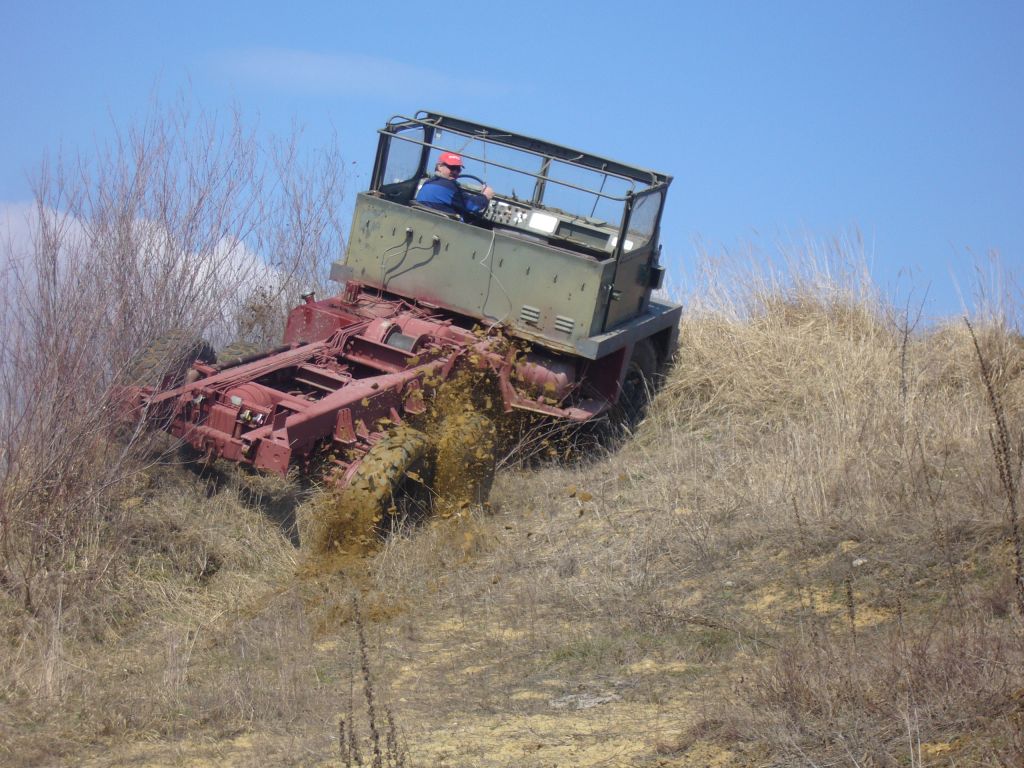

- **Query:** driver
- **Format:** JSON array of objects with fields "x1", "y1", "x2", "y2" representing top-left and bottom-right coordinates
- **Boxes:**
[{"x1": 415, "y1": 151, "x2": 494, "y2": 220}]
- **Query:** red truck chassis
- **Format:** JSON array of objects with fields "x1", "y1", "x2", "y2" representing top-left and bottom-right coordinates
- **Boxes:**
[{"x1": 139, "y1": 283, "x2": 619, "y2": 489}]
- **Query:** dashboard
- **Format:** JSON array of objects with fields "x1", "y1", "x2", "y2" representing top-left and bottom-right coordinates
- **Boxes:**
[
  {"x1": 485, "y1": 199, "x2": 552, "y2": 230},
  {"x1": 483, "y1": 197, "x2": 625, "y2": 257}
]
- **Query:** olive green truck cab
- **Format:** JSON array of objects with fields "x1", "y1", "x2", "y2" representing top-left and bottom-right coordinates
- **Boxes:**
[{"x1": 334, "y1": 111, "x2": 680, "y2": 413}]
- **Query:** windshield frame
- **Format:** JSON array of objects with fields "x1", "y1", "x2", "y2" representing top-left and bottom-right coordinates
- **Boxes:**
[{"x1": 370, "y1": 111, "x2": 672, "y2": 233}]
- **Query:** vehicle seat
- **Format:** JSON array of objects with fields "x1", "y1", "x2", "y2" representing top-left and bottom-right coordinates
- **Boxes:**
[{"x1": 379, "y1": 176, "x2": 424, "y2": 205}]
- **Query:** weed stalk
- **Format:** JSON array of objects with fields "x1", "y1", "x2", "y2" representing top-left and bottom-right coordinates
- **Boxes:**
[{"x1": 966, "y1": 318, "x2": 1024, "y2": 618}]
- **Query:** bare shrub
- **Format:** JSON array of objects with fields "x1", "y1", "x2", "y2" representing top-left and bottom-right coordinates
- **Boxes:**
[{"x1": 0, "y1": 96, "x2": 346, "y2": 668}]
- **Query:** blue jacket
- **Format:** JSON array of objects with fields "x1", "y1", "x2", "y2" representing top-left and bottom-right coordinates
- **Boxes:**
[{"x1": 415, "y1": 176, "x2": 489, "y2": 220}]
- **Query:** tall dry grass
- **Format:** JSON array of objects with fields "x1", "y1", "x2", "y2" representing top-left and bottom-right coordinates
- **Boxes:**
[
  {"x1": 364, "y1": 243, "x2": 1023, "y2": 764},
  {"x1": 612, "y1": 247, "x2": 1023, "y2": 761}
]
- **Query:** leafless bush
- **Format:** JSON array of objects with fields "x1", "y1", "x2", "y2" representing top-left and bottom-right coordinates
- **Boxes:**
[{"x1": 0, "y1": 96, "x2": 346, "y2": 643}]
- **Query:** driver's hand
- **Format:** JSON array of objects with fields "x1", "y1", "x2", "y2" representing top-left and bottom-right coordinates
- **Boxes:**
[{"x1": 483, "y1": 185, "x2": 495, "y2": 200}]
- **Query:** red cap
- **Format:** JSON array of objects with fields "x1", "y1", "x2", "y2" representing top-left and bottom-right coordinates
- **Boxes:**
[{"x1": 438, "y1": 151, "x2": 463, "y2": 167}]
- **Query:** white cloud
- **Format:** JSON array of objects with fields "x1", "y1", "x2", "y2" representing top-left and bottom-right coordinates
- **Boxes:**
[
  {"x1": 1, "y1": 201, "x2": 91, "y2": 288},
  {"x1": 2, "y1": 201, "x2": 52, "y2": 259},
  {"x1": 1, "y1": 201, "x2": 272, "y2": 282},
  {"x1": 0, "y1": 200, "x2": 282, "y2": 339},
  {"x1": 213, "y1": 48, "x2": 502, "y2": 100}
]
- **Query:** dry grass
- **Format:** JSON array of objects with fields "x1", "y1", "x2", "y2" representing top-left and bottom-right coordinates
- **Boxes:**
[{"x1": 3, "y1": 236, "x2": 1024, "y2": 766}]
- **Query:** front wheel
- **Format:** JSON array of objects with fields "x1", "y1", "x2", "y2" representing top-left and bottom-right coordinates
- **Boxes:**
[
  {"x1": 297, "y1": 426, "x2": 432, "y2": 555},
  {"x1": 609, "y1": 339, "x2": 660, "y2": 435}
]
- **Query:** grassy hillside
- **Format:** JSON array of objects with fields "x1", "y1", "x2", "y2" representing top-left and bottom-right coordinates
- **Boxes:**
[{"x1": 2, "y1": 258, "x2": 1023, "y2": 767}]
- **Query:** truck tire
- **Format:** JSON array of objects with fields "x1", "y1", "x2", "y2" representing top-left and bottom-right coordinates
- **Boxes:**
[
  {"x1": 128, "y1": 330, "x2": 215, "y2": 390},
  {"x1": 611, "y1": 339, "x2": 659, "y2": 434},
  {"x1": 297, "y1": 426, "x2": 432, "y2": 555},
  {"x1": 217, "y1": 340, "x2": 264, "y2": 366},
  {"x1": 434, "y1": 411, "x2": 497, "y2": 515}
]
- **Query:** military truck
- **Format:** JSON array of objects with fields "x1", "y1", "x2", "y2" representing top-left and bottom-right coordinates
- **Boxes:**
[{"x1": 131, "y1": 110, "x2": 680, "y2": 551}]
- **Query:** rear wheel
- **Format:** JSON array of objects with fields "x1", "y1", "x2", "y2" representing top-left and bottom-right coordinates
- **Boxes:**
[
  {"x1": 297, "y1": 426, "x2": 432, "y2": 555},
  {"x1": 128, "y1": 330, "x2": 215, "y2": 389},
  {"x1": 124, "y1": 331, "x2": 215, "y2": 443},
  {"x1": 217, "y1": 340, "x2": 264, "y2": 367}
]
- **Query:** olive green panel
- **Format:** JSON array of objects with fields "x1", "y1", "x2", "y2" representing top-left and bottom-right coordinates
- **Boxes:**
[{"x1": 337, "y1": 195, "x2": 617, "y2": 353}]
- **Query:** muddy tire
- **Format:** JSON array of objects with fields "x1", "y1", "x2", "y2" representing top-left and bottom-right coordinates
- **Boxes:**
[
  {"x1": 217, "y1": 340, "x2": 264, "y2": 367},
  {"x1": 434, "y1": 411, "x2": 497, "y2": 515},
  {"x1": 607, "y1": 339, "x2": 660, "y2": 437},
  {"x1": 128, "y1": 330, "x2": 215, "y2": 390},
  {"x1": 298, "y1": 426, "x2": 432, "y2": 554}
]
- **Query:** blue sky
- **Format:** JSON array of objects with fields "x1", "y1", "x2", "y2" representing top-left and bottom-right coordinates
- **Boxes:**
[{"x1": 2, "y1": 1, "x2": 1021, "y2": 318}]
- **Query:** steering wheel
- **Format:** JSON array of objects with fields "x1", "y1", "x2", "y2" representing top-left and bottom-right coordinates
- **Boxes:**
[
  {"x1": 453, "y1": 174, "x2": 496, "y2": 218},
  {"x1": 456, "y1": 173, "x2": 487, "y2": 193}
]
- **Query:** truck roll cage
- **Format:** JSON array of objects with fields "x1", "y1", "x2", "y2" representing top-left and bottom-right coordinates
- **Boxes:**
[{"x1": 370, "y1": 111, "x2": 672, "y2": 244}]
